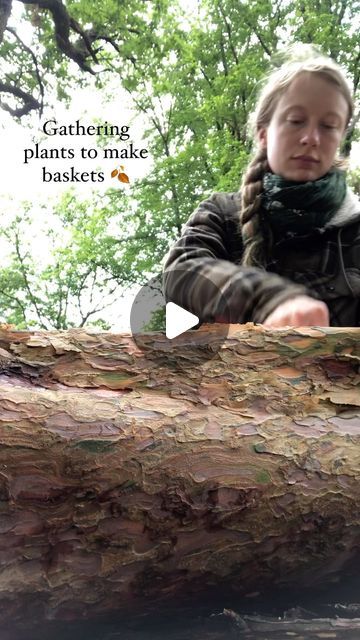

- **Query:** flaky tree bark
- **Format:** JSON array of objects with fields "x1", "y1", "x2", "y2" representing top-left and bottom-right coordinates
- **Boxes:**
[{"x1": 0, "y1": 324, "x2": 359, "y2": 635}]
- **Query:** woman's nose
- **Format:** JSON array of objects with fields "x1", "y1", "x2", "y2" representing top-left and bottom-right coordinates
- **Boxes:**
[{"x1": 300, "y1": 126, "x2": 320, "y2": 146}]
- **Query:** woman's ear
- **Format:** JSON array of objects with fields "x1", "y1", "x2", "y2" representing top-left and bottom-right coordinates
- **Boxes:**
[{"x1": 257, "y1": 127, "x2": 267, "y2": 149}]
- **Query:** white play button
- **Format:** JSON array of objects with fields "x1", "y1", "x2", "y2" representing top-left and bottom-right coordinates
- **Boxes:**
[
  {"x1": 129, "y1": 272, "x2": 229, "y2": 364},
  {"x1": 165, "y1": 302, "x2": 199, "y2": 339}
]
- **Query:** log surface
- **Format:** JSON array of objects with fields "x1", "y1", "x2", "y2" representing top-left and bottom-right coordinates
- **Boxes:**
[{"x1": 0, "y1": 324, "x2": 359, "y2": 627}]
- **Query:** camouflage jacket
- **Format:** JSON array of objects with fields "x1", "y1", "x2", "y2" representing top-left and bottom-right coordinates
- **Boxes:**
[{"x1": 163, "y1": 187, "x2": 360, "y2": 326}]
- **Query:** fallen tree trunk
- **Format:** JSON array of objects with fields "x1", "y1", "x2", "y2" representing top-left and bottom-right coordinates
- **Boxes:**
[{"x1": 0, "y1": 324, "x2": 359, "y2": 631}]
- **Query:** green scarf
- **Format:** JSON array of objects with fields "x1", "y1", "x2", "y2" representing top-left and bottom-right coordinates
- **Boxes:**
[{"x1": 261, "y1": 169, "x2": 347, "y2": 240}]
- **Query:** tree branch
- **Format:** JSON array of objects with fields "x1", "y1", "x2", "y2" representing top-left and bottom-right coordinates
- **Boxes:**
[
  {"x1": 85, "y1": 29, "x2": 141, "y2": 58},
  {"x1": 337, "y1": 0, "x2": 347, "y2": 24},
  {"x1": 16, "y1": 0, "x2": 97, "y2": 73},
  {"x1": 78, "y1": 283, "x2": 119, "y2": 327},
  {"x1": 0, "y1": 287, "x2": 27, "y2": 325},
  {"x1": 6, "y1": 26, "x2": 44, "y2": 116},
  {"x1": 217, "y1": 0, "x2": 239, "y2": 65},
  {"x1": 245, "y1": 20, "x2": 272, "y2": 57},
  {"x1": 13, "y1": 231, "x2": 48, "y2": 329},
  {"x1": 0, "y1": 81, "x2": 41, "y2": 116},
  {"x1": 0, "y1": 0, "x2": 12, "y2": 43}
]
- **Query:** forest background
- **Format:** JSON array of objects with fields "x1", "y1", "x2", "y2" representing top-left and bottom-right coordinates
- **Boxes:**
[{"x1": 0, "y1": 0, "x2": 359, "y2": 331}]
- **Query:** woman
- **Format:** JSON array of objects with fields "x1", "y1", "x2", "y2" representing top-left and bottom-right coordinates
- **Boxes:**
[{"x1": 163, "y1": 46, "x2": 360, "y2": 327}]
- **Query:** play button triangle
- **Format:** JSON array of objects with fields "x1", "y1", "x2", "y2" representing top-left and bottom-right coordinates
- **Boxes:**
[{"x1": 165, "y1": 302, "x2": 199, "y2": 339}]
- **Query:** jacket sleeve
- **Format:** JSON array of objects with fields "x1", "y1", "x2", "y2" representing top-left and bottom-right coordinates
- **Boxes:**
[{"x1": 163, "y1": 192, "x2": 310, "y2": 324}]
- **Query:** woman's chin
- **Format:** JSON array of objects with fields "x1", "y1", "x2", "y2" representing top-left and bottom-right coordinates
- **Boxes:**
[{"x1": 283, "y1": 168, "x2": 324, "y2": 182}]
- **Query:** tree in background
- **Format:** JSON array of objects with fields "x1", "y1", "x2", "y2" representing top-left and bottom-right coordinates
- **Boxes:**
[
  {"x1": 0, "y1": 0, "x2": 359, "y2": 329},
  {"x1": 0, "y1": 0, "x2": 154, "y2": 116},
  {"x1": 0, "y1": 190, "x2": 135, "y2": 329}
]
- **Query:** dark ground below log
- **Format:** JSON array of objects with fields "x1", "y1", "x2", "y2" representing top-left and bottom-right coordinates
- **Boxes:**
[{"x1": 4, "y1": 577, "x2": 360, "y2": 640}]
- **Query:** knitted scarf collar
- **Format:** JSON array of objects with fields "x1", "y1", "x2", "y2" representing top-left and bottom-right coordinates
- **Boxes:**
[{"x1": 261, "y1": 169, "x2": 347, "y2": 239}]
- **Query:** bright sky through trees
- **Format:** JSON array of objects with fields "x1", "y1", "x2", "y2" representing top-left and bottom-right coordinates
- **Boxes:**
[{"x1": 0, "y1": 0, "x2": 359, "y2": 330}]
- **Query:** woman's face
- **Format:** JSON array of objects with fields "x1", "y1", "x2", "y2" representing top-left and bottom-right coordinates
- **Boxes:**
[{"x1": 258, "y1": 72, "x2": 348, "y2": 182}]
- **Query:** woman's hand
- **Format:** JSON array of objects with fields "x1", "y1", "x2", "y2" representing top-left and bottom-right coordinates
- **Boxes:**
[{"x1": 263, "y1": 295, "x2": 330, "y2": 328}]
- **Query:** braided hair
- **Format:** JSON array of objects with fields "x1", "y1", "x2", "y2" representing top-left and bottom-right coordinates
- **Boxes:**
[
  {"x1": 240, "y1": 147, "x2": 269, "y2": 268},
  {"x1": 239, "y1": 44, "x2": 354, "y2": 268}
]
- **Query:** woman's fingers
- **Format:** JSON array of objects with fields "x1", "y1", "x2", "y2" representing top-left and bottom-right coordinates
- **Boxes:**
[{"x1": 263, "y1": 295, "x2": 330, "y2": 328}]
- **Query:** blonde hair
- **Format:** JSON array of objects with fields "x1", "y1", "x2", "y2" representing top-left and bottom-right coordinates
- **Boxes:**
[{"x1": 240, "y1": 44, "x2": 354, "y2": 267}]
